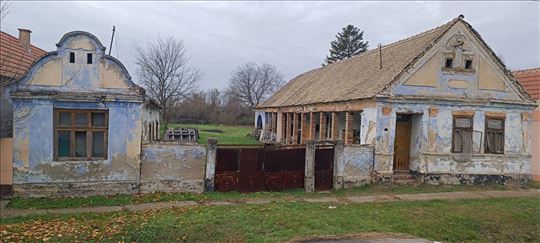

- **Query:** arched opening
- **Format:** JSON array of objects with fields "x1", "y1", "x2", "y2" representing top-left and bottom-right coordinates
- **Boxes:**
[{"x1": 256, "y1": 115, "x2": 263, "y2": 129}]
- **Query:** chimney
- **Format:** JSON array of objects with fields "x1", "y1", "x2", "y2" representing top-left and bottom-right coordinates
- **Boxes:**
[{"x1": 18, "y1": 28, "x2": 32, "y2": 52}]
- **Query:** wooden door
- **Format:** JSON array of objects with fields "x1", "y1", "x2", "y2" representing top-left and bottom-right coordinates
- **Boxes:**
[{"x1": 394, "y1": 119, "x2": 411, "y2": 170}]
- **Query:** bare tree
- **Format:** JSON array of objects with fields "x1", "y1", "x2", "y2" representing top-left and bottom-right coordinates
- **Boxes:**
[
  {"x1": 0, "y1": 0, "x2": 11, "y2": 27},
  {"x1": 134, "y1": 36, "x2": 201, "y2": 126},
  {"x1": 228, "y1": 62, "x2": 284, "y2": 108}
]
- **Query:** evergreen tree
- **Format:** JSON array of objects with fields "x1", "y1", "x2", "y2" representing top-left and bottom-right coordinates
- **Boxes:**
[{"x1": 323, "y1": 25, "x2": 369, "y2": 66}]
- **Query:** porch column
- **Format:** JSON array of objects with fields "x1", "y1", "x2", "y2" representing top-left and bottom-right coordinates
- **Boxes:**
[
  {"x1": 331, "y1": 112, "x2": 339, "y2": 140},
  {"x1": 344, "y1": 112, "x2": 353, "y2": 144},
  {"x1": 319, "y1": 112, "x2": 327, "y2": 140},
  {"x1": 301, "y1": 113, "x2": 309, "y2": 144},
  {"x1": 309, "y1": 112, "x2": 316, "y2": 140},
  {"x1": 273, "y1": 112, "x2": 278, "y2": 134},
  {"x1": 283, "y1": 113, "x2": 289, "y2": 143},
  {"x1": 292, "y1": 113, "x2": 299, "y2": 144},
  {"x1": 280, "y1": 113, "x2": 287, "y2": 143}
]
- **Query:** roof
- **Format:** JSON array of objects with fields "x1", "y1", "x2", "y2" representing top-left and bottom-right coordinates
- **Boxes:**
[
  {"x1": 259, "y1": 16, "x2": 529, "y2": 108},
  {"x1": 513, "y1": 67, "x2": 540, "y2": 100},
  {"x1": 0, "y1": 31, "x2": 47, "y2": 81}
]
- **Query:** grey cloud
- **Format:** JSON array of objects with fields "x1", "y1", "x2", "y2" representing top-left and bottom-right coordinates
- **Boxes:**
[{"x1": 3, "y1": 1, "x2": 538, "y2": 90}]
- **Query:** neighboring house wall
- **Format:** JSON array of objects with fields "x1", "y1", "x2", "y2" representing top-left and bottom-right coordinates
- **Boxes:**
[
  {"x1": 532, "y1": 101, "x2": 540, "y2": 181},
  {"x1": 9, "y1": 31, "x2": 145, "y2": 197}
]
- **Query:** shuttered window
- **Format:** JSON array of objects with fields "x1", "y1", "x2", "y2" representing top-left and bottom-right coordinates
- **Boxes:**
[
  {"x1": 485, "y1": 117, "x2": 504, "y2": 154},
  {"x1": 54, "y1": 109, "x2": 108, "y2": 160},
  {"x1": 452, "y1": 116, "x2": 473, "y2": 153}
]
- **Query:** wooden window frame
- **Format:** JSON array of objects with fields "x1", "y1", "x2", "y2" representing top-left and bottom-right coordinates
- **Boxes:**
[
  {"x1": 452, "y1": 115, "x2": 473, "y2": 153},
  {"x1": 484, "y1": 117, "x2": 505, "y2": 154},
  {"x1": 53, "y1": 109, "x2": 108, "y2": 161}
]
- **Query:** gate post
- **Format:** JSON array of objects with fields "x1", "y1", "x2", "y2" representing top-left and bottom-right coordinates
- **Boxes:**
[
  {"x1": 204, "y1": 137, "x2": 218, "y2": 192},
  {"x1": 333, "y1": 140, "x2": 344, "y2": 190},
  {"x1": 304, "y1": 139, "x2": 316, "y2": 192}
]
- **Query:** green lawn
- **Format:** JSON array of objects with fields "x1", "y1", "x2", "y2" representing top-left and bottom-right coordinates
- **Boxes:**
[
  {"x1": 2, "y1": 197, "x2": 539, "y2": 242},
  {"x1": 6, "y1": 183, "x2": 515, "y2": 210},
  {"x1": 166, "y1": 123, "x2": 260, "y2": 145}
]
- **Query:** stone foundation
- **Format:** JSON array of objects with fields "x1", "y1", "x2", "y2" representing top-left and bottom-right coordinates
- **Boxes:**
[
  {"x1": 412, "y1": 172, "x2": 532, "y2": 185},
  {"x1": 140, "y1": 179, "x2": 204, "y2": 193},
  {"x1": 13, "y1": 181, "x2": 139, "y2": 198}
]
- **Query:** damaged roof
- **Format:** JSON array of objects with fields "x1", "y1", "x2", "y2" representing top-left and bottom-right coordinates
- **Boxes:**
[
  {"x1": 258, "y1": 16, "x2": 528, "y2": 108},
  {"x1": 513, "y1": 67, "x2": 540, "y2": 100}
]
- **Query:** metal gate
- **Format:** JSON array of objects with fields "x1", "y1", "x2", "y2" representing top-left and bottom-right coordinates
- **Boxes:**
[
  {"x1": 215, "y1": 144, "x2": 305, "y2": 192},
  {"x1": 315, "y1": 145, "x2": 334, "y2": 191}
]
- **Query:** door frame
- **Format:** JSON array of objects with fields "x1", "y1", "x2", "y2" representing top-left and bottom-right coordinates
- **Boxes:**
[{"x1": 393, "y1": 113, "x2": 413, "y2": 171}]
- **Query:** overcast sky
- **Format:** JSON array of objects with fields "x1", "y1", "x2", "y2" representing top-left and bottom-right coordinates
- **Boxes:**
[{"x1": 2, "y1": 1, "x2": 539, "y2": 90}]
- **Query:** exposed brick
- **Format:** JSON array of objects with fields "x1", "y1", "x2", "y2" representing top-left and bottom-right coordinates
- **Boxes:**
[{"x1": 345, "y1": 112, "x2": 353, "y2": 144}]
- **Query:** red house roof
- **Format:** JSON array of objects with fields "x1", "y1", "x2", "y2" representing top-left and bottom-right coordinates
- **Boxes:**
[
  {"x1": 513, "y1": 67, "x2": 540, "y2": 100},
  {"x1": 0, "y1": 30, "x2": 47, "y2": 81}
]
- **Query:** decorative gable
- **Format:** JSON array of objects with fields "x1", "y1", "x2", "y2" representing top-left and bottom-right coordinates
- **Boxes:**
[
  {"x1": 393, "y1": 20, "x2": 531, "y2": 103},
  {"x1": 19, "y1": 31, "x2": 133, "y2": 92}
]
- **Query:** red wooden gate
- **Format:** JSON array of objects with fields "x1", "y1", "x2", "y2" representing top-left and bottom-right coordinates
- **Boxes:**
[
  {"x1": 315, "y1": 145, "x2": 334, "y2": 191},
  {"x1": 215, "y1": 144, "x2": 306, "y2": 193}
]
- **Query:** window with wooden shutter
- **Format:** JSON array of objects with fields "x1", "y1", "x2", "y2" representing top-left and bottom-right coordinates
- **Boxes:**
[
  {"x1": 54, "y1": 109, "x2": 108, "y2": 160},
  {"x1": 485, "y1": 117, "x2": 504, "y2": 154},
  {"x1": 452, "y1": 116, "x2": 473, "y2": 153}
]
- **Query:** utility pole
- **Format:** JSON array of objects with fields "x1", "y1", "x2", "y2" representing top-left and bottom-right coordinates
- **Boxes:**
[{"x1": 108, "y1": 25, "x2": 115, "y2": 56}]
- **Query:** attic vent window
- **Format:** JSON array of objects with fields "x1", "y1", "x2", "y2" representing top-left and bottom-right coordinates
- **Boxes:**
[
  {"x1": 465, "y1": 59, "x2": 473, "y2": 69},
  {"x1": 69, "y1": 52, "x2": 75, "y2": 63},
  {"x1": 444, "y1": 58, "x2": 453, "y2": 68},
  {"x1": 87, "y1": 53, "x2": 93, "y2": 64}
]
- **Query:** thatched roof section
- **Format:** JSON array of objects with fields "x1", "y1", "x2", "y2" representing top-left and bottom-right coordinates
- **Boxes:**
[{"x1": 258, "y1": 17, "x2": 462, "y2": 108}]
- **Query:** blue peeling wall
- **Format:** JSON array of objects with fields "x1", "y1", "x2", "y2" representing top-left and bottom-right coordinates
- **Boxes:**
[
  {"x1": 12, "y1": 99, "x2": 143, "y2": 184},
  {"x1": 373, "y1": 99, "x2": 533, "y2": 177}
]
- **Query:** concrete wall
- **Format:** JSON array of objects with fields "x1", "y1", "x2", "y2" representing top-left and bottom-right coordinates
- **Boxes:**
[
  {"x1": 141, "y1": 143, "x2": 206, "y2": 193},
  {"x1": 340, "y1": 145, "x2": 374, "y2": 188}
]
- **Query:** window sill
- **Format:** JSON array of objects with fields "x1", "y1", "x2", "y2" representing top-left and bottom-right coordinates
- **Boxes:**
[{"x1": 53, "y1": 158, "x2": 107, "y2": 163}]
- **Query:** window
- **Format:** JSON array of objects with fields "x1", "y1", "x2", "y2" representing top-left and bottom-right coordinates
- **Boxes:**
[
  {"x1": 445, "y1": 58, "x2": 453, "y2": 68},
  {"x1": 452, "y1": 116, "x2": 473, "y2": 153},
  {"x1": 87, "y1": 53, "x2": 93, "y2": 64},
  {"x1": 54, "y1": 109, "x2": 108, "y2": 160},
  {"x1": 69, "y1": 52, "x2": 75, "y2": 63},
  {"x1": 465, "y1": 59, "x2": 473, "y2": 69},
  {"x1": 485, "y1": 117, "x2": 504, "y2": 154}
]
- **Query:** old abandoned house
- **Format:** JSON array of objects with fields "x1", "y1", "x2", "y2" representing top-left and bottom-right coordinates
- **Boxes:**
[
  {"x1": 255, "y1": 16, "x2": 537, "y2": 185},
  {"x1": 5, "y1": 31, "x2": 162, "y2": 196}
]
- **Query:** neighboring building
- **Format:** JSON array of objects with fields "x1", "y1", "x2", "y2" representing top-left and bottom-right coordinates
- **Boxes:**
[
  {"x1": 255, "y1": 16, "x2": 536, "y2": 184},
  {"x1": 513, "y1": 67, "x2": 540, "y2": 181},
  {"x1": 7, "y1": 31, "x2": 160, "y2": 196},
  {"x1": 0, "y1": 29, "x2": 46, "y2": 196}
]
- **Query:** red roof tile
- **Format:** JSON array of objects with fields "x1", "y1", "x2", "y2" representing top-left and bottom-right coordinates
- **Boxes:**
[
  {"x1": 0, "y1": 31, "x2": 47, "y2": 81},
  {"x1": 513, "y1": 67, "x2": 540, "y2": 100}
]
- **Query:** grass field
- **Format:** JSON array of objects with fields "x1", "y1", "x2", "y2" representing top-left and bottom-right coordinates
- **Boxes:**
[
  {"x1": 6, "y1": 183, "x2": 516, "y2": 210},
  {"x1": 2, "y1": 197, "x2": 539, "y2": 242},
  {"x1": 166, "y1": 123, "x2": 260, "y2": 145}
]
